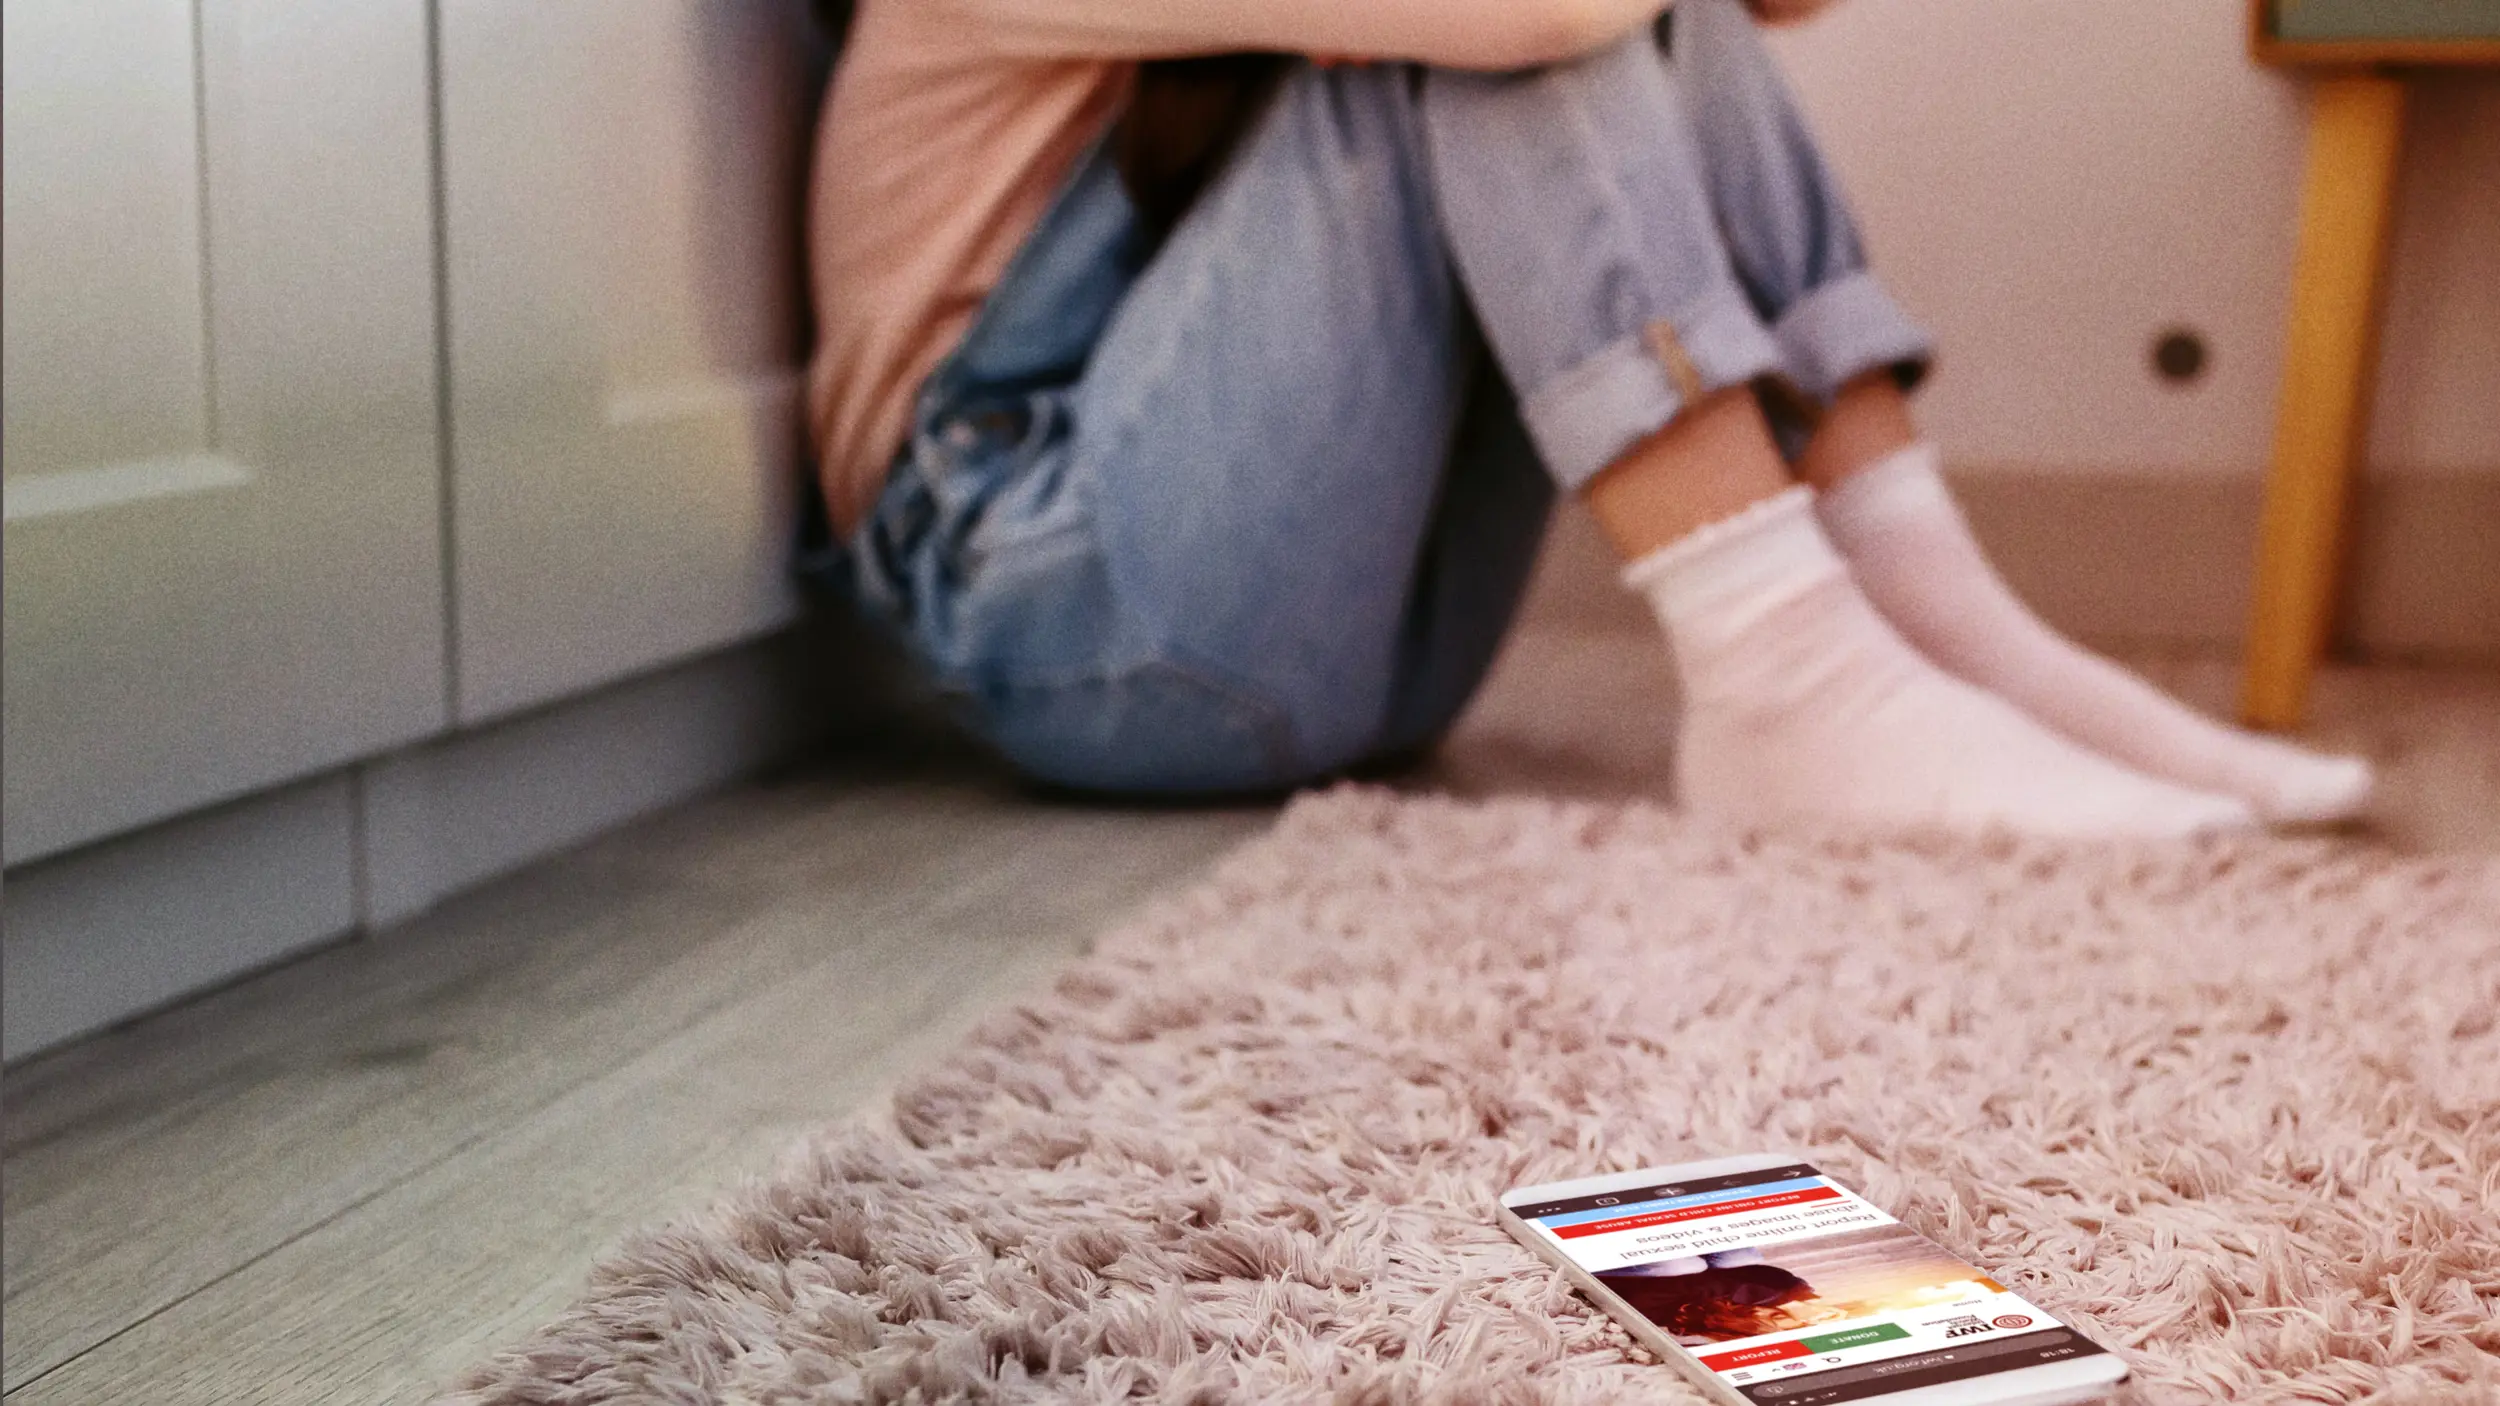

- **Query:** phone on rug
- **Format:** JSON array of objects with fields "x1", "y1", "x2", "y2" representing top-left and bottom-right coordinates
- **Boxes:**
[{"x1": 1498, "y1": 1153, "x2": 2128, "y2": 1406}]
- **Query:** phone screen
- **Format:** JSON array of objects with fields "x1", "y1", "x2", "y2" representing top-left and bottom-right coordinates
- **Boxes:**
[{"x1": 1511, "y1": 1163, "x2": 2115, "y2": 1404}]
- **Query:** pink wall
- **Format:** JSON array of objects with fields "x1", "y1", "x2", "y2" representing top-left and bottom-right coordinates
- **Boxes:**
[{"x1": 1769, "y1": 0, "x2": 2500, "y2": 477}]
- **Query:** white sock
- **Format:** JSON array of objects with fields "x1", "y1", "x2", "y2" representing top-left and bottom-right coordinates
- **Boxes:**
[
  {"x1": 1817, "y1": 445, "x2": 2375, "y2": 825},
  {"x1": 1625, "y1": 489, "x2": 2256, "y2": 839}
]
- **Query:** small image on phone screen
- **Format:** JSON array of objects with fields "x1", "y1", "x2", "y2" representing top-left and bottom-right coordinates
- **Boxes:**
[{"x1": 1510, "y1": 1164, "x2": 2115, "y2": 1403}]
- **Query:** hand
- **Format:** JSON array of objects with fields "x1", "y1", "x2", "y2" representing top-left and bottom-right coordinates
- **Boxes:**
[{"x1": 1742, "y1": 0, "x2": 1841, "y2": 24}]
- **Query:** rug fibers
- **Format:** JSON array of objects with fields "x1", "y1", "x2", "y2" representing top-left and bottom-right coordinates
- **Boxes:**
[{"x1": 449, "y1": 789, "x2": 2500, "y2": 1404}]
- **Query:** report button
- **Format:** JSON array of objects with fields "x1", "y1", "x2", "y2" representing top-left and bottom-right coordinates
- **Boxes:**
[{"x1": 1699, "y1": 1340, "x2": 1811, "y2": 1372}]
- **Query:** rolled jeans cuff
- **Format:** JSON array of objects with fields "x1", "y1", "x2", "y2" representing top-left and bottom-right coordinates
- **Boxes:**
[
  {"x1": 1768, "y1": 270, "x2": 1934, "y2": 406},
  {"x1": 1518, "y1": 286, "x2": 1785, "y2": 494}
]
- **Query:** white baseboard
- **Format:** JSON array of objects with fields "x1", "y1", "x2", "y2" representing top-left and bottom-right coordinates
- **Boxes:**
[
  {"x1": 1521, "y1": 467, "x2": 2500, "y2": 660},
  {"x1": 2, "y1": 779, "x2": 360, "y2": 1063},
  {"x1": 357, "y1": 637, "x2": 814, "y2": 930},
  {"x1": 3, "y1": 629, "x2": 858, "y2": 1062}
]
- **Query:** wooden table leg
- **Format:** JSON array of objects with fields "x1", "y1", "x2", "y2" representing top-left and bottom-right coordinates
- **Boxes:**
[{"x1": 2241, "y1": 72, "x2": 2408, "y2": 730}]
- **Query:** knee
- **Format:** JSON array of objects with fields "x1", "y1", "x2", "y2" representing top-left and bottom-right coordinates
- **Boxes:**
[{"x1": 1660, "y1": 0, "x2": 1787, "y2": 83}]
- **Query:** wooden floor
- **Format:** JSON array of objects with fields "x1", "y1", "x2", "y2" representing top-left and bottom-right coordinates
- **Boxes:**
[{"x1": 5, "y1": 622, "x2": 2495, "y2": 1405}]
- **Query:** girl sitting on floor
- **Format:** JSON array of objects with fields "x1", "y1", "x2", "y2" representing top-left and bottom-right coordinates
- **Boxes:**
[{"x1": 802, "y1": 0, "x2": 2373, "y2": 835}]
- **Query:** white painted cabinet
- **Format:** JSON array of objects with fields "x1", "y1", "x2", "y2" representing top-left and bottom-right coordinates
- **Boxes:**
[
  {"x1": 3, "y1": 0, "x2": 449, "y2": 866},
  {"x1": 437, "y1": 0, "x2": 816, "y2": 723},
  {"x1": 3, "y1": 0, "x2": 832, "y2": 1056},
  {"x1": 4, "y1": 0, "x2": 823, "y2": 857}
]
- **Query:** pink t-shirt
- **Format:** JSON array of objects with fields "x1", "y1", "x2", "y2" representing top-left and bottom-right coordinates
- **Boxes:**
[{"x1": 807, "y1": 0, "x2": 1675, "y2": 532}]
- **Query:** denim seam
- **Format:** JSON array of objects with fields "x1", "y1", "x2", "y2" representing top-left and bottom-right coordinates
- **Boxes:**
[
  {"x1": 1516, "y1": 286, "x2": 1784, "y2": 491},
  {"x1": 1133, "y1": 651, "x2": 1307, "y2": 780},
  {"x1": 1557, "y1": 59, "x2": 1702, "y2": 372},
  {"x1": 1646, "y1": 319, "x2": 1708, "y2": 405},
  {"x1": 1766, "y1": 270, "x2": 1934, "y2": 404},
  {"x1": 1514, "y1": 327, "x2": 1674, "y2": 492},
  {"x1": 1008, "y1": 411, "x2": 1305, "y2": 773},
  {"x1": 963, "y1": 652, "x2": 1306, "y2": 781}
]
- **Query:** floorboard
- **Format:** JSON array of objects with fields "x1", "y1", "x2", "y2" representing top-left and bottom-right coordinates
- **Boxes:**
[
  {"x1": 1, "y1": 759, "x2": 1259, "y2": 1395},
  {"x1": 8, "y1": 790, "x2": 1255, "y2": 1405}
]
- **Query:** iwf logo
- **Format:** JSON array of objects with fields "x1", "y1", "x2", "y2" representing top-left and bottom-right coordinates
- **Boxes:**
[{"x1": 1937, "y1": 1313, "x2": 2034, "y2": 1339}]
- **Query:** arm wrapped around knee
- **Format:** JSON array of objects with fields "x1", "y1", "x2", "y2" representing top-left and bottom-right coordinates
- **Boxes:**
[{"x1": 1742, "y1": 0, "x2": 1841, "y2": 23}]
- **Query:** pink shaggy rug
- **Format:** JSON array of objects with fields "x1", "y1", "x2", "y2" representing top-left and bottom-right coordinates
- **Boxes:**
[{"x1": 449, "y1": 790, "x2": 2500, "y2": 1404}]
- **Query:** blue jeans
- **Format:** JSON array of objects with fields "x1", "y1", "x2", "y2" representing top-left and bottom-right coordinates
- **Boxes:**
[{"x1": 835, "y1": 0, "x2": 1930, "y2": 794}]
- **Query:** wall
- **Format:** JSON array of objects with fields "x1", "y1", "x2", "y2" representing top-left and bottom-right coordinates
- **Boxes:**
[{"x1": 1768, "y1": 0, "x2": 2500, "y2": 479}]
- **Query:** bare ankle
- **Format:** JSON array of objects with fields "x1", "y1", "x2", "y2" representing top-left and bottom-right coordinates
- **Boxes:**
[
  {"x1": 1795, "y1": 370, "x2": 1919, "y2": 491},
  {"x1": 1583, "y1": 387, "x2": 1794, "y2": 559}
]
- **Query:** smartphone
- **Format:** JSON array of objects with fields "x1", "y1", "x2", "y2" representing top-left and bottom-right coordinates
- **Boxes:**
[{"x1": 1498, "y1": 1153, "x2": 2128, "y2": 1406}]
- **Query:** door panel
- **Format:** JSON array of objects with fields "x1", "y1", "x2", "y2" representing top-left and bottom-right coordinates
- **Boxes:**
[
  {"x1": 2, "y1": 0, "x2": 446, "y2": 865},
  {"x1": 439, "y1": 0, "x2": 815, "y2": 723},
  {"x1": 0, "y1": 0, "x2": 212, "y2": 476}
]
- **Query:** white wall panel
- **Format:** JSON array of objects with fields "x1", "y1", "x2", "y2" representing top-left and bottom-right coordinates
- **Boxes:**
[{"x1": 0, "y1": 0, "x2": 212, "y2": 475}]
